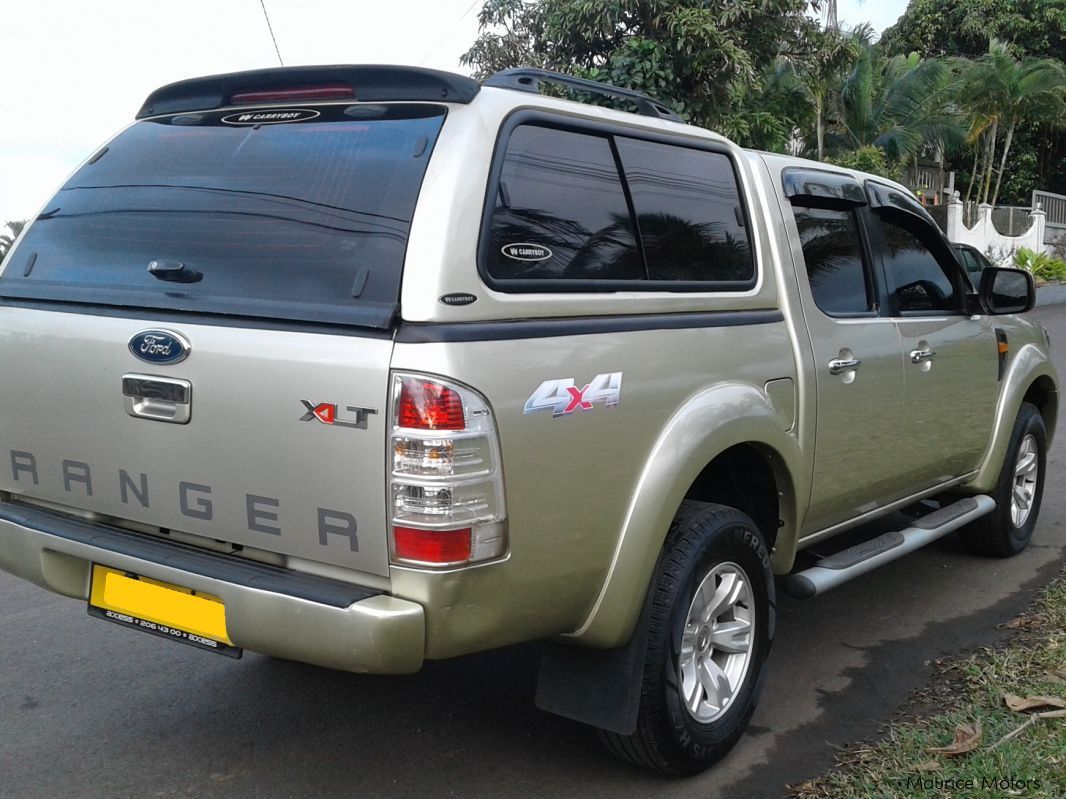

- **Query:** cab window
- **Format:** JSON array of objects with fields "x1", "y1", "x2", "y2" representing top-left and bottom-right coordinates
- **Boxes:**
[
  {"x1": 481, "y1": 120, "x2": 755, "y2": 291},
  {"x1": 792, "y1": 206, "x2": 872, "y2": 316},
  {"x1": 614, "y1": 137, "x2": 754, "y2": 283},
  {"x1": 484, "y1": 126, "x2": 641, "y2": 282},
  {"x1": 871, "y1": 214, "x2": 961, "y2": 314}
]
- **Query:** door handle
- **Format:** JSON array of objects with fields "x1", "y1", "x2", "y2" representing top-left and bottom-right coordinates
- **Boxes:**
[
  {"x1": 910, "y1": 348, "x2": 936, "y2": 364},
  {"x1": 123, "y1": 374, "x2": 192, "y2": 424},
  {"x1": 828, "y1": 357, "x2": 862, "y2": 375}
]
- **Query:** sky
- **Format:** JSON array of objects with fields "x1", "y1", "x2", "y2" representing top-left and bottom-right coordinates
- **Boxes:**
[{"x1": 0, "y1": 0, "x2": 908, "y2": 225}]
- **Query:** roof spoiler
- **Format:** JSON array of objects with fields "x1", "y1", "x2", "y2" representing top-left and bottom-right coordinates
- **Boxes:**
[{"x1": 137, "y1": 64, "x2": 481, "y2": 119}]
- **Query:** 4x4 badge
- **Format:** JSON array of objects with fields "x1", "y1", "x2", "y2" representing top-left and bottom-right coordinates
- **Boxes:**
[
  {"x1": 300, "y1": 401, "x2": 378, "y2": 429},
  {"x1": 524, "y1": 372, "x2": 622, "y2": 417}
]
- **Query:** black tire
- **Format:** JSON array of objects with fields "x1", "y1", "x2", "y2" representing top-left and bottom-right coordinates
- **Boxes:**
[
  {"x1": 599, "y1": 501, "x2": 775, "y2": 775},
  {"x1": 961, "y1": 402, "x2": 1046, "y2": 557}
]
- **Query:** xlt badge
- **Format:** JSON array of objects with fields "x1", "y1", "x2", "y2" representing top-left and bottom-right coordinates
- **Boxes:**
[{"x1": 300, "y1": 401, "x2": 377, "y2": 430}]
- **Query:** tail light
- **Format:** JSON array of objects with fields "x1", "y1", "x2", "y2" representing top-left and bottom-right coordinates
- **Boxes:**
[{"x1": 389, "y1": 374, "x2": 507, "y2": 568}]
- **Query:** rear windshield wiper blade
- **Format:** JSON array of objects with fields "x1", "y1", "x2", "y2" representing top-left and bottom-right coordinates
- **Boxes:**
[{"x1": 148, "y1": 259, "x2": 202, "y2": 283}]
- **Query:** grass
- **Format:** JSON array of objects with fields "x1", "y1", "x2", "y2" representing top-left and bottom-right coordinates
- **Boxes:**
[{"x1": 789, "y1": 569, "x2": 1066, "y2": 799}]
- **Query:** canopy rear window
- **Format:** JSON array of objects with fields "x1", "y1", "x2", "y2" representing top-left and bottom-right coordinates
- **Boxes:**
[{"x1": 1, "y1": 104, "x2": 446, "y2": 328}]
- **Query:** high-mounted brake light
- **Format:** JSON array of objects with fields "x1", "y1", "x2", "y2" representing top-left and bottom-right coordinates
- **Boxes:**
[
  {"x1": 389, "y1": 374, "x2": 507, "y2": 568},
  {"x1": 230, "y1": 84, "x2": 355, "y2": 104}
]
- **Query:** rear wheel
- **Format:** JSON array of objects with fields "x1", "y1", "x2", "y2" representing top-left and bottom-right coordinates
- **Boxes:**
[
  {"x1": 599, "y1": 501, "x2": 774, "y2": 775},
  {"x1": 961, "y1": 402, "x2": 1046, "y2": 557}
]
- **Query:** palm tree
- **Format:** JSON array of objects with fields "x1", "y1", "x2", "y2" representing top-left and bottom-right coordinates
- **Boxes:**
[
  {"x1": 0, "y1": 220, "x2": 26, "y2": 264},
  {"x1": 958, "y1": 41, "x2": 1066, "y2": 207},
  {"x1": 776, "y1": 26, "x2": 863, "y2": 161},
  {"x1": 831, "y1": 46, "x2": 966, "y2": 164}
]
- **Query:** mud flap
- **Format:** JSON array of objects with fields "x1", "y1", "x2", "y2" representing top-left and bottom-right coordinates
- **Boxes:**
[{"x1": 534, "y1": 581, "x2": 655, "y2": 735}]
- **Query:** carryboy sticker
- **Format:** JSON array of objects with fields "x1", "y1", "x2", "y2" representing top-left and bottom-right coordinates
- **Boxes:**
[
  {"x1": 221, "y1": 109, "x2": 321, "y2": 126},
  {"x1": 439, "y1": 293, "x2": 478, "y2": 306},
  {"x1": 501, "y1": 243, "x2": 553, "y2": 262}
]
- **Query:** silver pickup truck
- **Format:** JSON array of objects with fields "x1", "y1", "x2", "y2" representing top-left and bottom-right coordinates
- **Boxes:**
[{"x1": 0, "y1": 65, "x2": 1057, "y2": 775}]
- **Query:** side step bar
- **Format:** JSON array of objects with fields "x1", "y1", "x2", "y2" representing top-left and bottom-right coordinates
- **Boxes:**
[{"x1": 785, "y1": 495, "x2": 995, "y2": 599}]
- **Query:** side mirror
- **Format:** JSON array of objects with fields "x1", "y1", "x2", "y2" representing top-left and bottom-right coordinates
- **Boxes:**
[{"x1": 979, "y1": 267, "x2": 1036, "y2": 314}]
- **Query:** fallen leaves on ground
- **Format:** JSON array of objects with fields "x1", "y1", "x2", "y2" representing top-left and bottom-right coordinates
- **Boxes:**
[
  {"x1": 927, "y1": 721, "x2": 982, "y2": 756},
  {"x1": 1003, "y1": 693, "x2": 1066, "y2": 713}
]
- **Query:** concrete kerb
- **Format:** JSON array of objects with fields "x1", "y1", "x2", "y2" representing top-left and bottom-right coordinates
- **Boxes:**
[{"x1": 1037, "y1": 281, "x2": 1066, "y2": 306}]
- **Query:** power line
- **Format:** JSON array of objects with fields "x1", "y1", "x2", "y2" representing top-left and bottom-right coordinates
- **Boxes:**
[
  {"x1": 259, "y1": 0, "x2": 284, "y2": 66},
  {"x1": 418, "y1": 0, "x2": 482, "y2": 66}
]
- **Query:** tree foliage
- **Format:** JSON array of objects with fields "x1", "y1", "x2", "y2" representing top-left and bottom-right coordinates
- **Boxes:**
[
  {"x1": 825, "y1": 145, "x2": 900, "y2": 181},
  {"x1": 878, "y1": 0, "x2": 1066, "y2": 62},
  {"x1": 0, "y1": 220, "x2": 25, "y2": 264},
  {"x1": 877, "y1": 0, "x2": 1066, "y2": 203},
  {"x1": 831, "y1": 47, "x2": 966, "y2": 162},
  {"x1": 461, "y1": 0, "x2": 1066, "y2": 205},
  {"x1": 880, "y1": 0, "x2": 1066, "y2": 60},
  {"x1": 957, "y1": 41, "x2": 1066, "y2": 206},
  {"x1": 774, "y1": 24, "x2": 863, "y2": 160},
  {"x1": 462, "y1": 0, "x2": 820, "y2": 131},
  {"x1": 461, "y1": 0, "x2": 547, "y2": 77}
]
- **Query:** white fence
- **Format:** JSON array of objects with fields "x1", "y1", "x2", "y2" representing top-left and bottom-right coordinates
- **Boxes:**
[
  {"x1": 945, "y1": 200, "x2": 1046, "y2": 267},
  {"x1": 1033, "y1": 190, "x2": 1066, "y2": 230},
  {"x1": 1032, "y1": 190, "x2": 1066, "y2": 252}
]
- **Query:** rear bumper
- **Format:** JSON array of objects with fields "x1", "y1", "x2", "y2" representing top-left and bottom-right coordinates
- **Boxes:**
[{"x1": 0, "y1": 501, "x2": 425, "y2": 674}]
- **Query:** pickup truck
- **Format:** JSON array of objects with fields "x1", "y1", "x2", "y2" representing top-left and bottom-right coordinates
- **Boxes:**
[{"x1": 0, "y1": 64, "x2": 1057, "y2": 775}]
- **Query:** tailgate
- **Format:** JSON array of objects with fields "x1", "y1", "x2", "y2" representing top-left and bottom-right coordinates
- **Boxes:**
[
  {"x1": 0, "y1": 99, "x2": 451, "y2": 579},
  {"x1": 0, "y1": 307, "x2": 392, "y2": 576}
]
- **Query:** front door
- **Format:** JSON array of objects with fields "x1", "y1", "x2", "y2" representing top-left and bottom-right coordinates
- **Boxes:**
[{"x1": 865, "y1": 199, "x2": 1000, "y2": 489}]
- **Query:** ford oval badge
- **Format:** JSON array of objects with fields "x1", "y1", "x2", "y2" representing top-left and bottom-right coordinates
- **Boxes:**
[{"x1": 128, "y1": 330, "x2": 190, "y2": 365}]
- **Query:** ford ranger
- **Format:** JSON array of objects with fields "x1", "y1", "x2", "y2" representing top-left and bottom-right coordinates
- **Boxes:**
[{"x1": 0, "y1": 64, "x2": 1057, "y2": 774}]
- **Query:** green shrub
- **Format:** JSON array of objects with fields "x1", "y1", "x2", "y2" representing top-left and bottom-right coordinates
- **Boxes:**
[
  {"x1": 1014, "y1": 246, "x2": 1066, "y2": 281},
  {"x1": 825, "y1": 147, "x2": 901, "y2": 182}
]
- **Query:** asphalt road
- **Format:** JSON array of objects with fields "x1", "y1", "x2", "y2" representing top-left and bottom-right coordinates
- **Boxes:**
[{"x1": 2, "y1": 306, "x2": 1065, "y2": 799}]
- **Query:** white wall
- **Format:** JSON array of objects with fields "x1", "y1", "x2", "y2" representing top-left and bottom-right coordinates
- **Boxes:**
[{"x1": 945, "y1": 200, "x2": 1046, "y2": 267}]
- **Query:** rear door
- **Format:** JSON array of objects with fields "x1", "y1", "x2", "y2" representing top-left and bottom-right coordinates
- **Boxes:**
[
  {"x1": 0, "y1": 102, "x2": 448, "y2": 577},
  {"x1": 783, "y1": 170, "x2": 910, "y2": 534}
]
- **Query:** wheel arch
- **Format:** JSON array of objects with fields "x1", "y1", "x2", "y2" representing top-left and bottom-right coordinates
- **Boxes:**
[
  {"x1": 683, "y1": 442, "x2": 794, "y2": 563},
  {"x1": 965, "y1": 345, "x2": 1059, "y2": 493},
  {"x1": 565, "y1": 382, "x2": 803, "y2": 649},
  {"x1": 1023, "y1": 374, "x2": 1058, "y2": 445}
]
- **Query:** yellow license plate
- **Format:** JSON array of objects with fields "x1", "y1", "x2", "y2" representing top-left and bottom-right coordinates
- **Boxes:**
[{"x1": 88, "y1": 565, "x2": 240, "y2": 658}]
